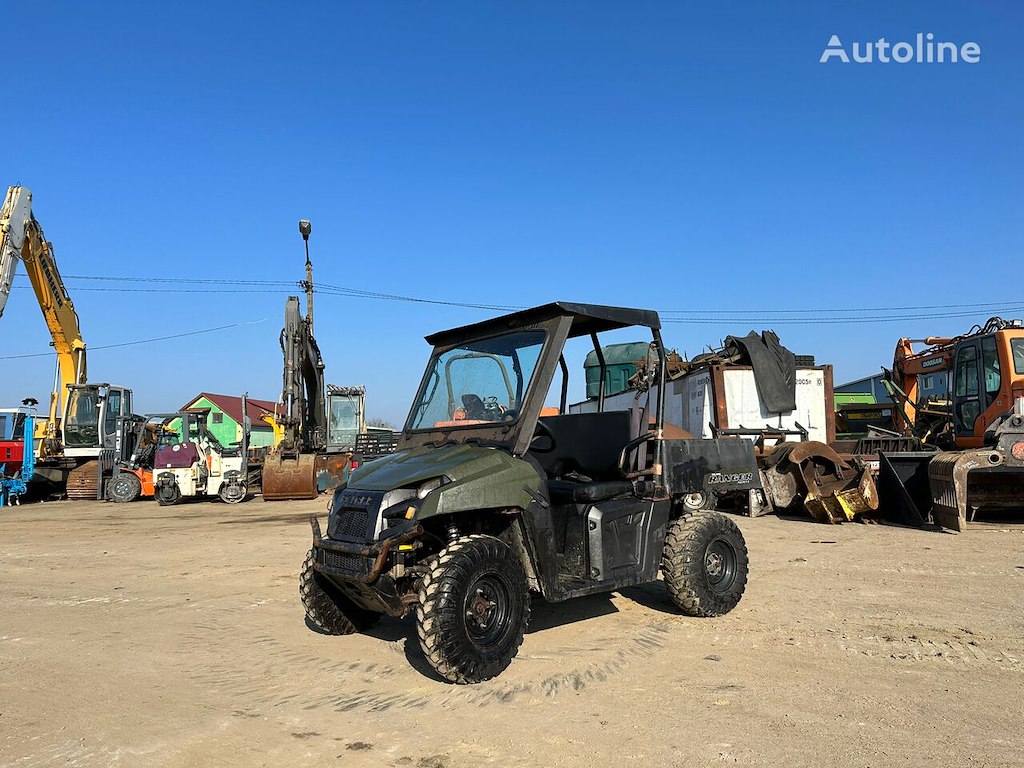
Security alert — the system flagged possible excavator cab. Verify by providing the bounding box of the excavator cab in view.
[948,327,1024,447]
[61,383,133,457]
[327,386,365,452]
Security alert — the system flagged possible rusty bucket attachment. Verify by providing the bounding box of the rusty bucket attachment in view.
[803,463,879,524]
[928,449,1004,532]
[314,453,352,494]
[761,441,879,524]
[261,453,318,501]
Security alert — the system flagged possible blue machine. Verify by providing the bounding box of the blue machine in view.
[1,412,34,506]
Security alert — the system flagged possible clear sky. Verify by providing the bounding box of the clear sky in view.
[1,2,1020,425]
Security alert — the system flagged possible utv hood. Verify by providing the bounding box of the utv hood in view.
[348,443,516,491]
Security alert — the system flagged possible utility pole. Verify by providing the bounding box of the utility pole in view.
[298,219,314,333]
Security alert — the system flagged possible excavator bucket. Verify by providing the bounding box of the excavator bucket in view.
[0,186,31,318]
[261,452,354,500]
[803,463,879,524]
[261,453,319,501]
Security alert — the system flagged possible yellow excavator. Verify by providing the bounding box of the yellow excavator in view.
[0,185,136,498]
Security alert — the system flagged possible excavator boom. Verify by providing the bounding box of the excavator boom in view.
[0,186,87,439]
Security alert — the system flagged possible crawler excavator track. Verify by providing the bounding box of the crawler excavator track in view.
[66,460,101,500]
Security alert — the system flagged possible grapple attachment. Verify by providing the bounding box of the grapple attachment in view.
[929,449,1004,531]
[760,441,879,524]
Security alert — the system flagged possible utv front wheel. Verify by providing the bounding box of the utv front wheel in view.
[299,549,380,635]
[662,511,748,617]
[681,489,717,512]
[417,535,530,684]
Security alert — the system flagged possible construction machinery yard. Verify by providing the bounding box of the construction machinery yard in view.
[2,4,1020,766]
[3,272,1024,765]
[3,200,1024,768]
[1,190,396,507]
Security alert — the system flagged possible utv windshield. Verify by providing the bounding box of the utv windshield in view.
[406,330,546,431]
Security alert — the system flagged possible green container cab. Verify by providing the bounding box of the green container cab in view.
[302,302,755,684]
[584,341,652,399]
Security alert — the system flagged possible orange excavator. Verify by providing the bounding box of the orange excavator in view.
[887,317,1024,448]
[880,317,1024,530]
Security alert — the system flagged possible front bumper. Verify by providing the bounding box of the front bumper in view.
[309,514,422,585]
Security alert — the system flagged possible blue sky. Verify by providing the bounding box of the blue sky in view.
[1,2,1020,424]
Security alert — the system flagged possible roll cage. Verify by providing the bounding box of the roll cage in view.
[400,302,669,462]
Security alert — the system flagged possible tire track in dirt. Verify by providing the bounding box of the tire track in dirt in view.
[177,586,1024,724]
[177,599,682,714]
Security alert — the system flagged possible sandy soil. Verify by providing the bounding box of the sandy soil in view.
[1,498,1022,768]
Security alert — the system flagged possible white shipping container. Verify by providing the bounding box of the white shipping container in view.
[569,366,833,445]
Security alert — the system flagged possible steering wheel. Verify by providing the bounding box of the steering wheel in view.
[530,419,557,453]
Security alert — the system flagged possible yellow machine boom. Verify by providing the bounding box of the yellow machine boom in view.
[0,185,87,448]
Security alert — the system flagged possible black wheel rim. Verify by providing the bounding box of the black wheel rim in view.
[703,538,737,593]
[463,572,513,648]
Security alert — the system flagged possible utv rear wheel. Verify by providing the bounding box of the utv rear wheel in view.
[107,473,142,503]
[417,535,530,684]
[661,511,748,617]
[299,549,380,635]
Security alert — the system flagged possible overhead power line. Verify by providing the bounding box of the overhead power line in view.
[9,274,1023,325]
[0,318,266,360]
[662,307,1024,325]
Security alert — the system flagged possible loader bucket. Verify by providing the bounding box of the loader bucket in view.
[261,453,319,501]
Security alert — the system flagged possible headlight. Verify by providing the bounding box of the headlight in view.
[379,477,451,528]
[417,476,448,499]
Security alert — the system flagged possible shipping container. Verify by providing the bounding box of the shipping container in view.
[570,364,835,445]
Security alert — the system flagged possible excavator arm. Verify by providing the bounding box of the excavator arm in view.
[0,185,31,317]
[277,295,327,455]
[0,186,87,436]
[887,335,954,434]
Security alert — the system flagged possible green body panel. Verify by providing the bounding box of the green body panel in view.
[347,443,542,519]
[834,392,876,406]
[180,396,276,449]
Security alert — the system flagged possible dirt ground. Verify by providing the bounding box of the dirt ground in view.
[2,498,1022,768]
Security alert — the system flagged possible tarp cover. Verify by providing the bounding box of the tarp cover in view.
[724,331,797,413]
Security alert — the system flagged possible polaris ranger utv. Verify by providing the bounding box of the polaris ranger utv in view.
[302,303,755,683]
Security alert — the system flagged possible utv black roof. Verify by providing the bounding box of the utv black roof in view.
[425,302,662,348]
